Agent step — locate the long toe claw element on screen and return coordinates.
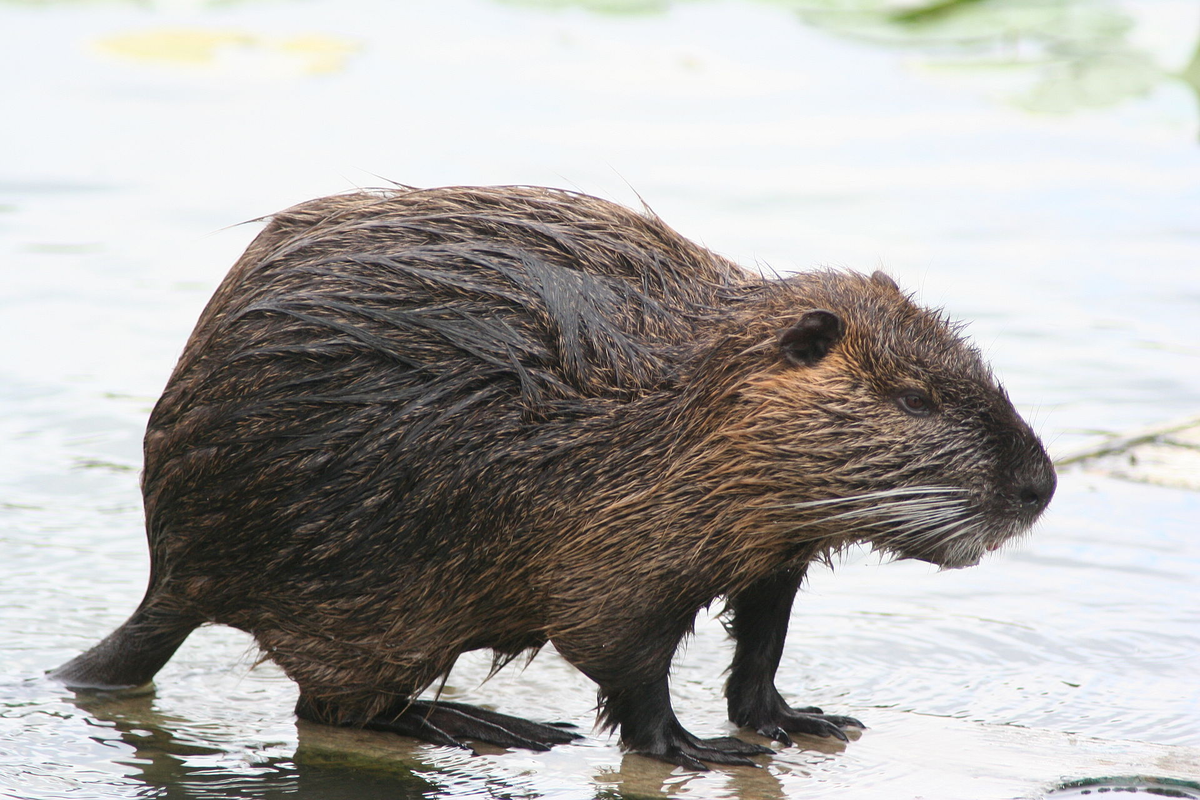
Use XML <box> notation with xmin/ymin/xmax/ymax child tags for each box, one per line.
<box><xmin>820</xmin><ymin>714</ymin><xmax>865</xmax><ymax>730</ymax></box>
<box><xmin>758</xmin><ymin>725</ymin><xmax>793</xmax><ymax>747</ymax></box>
<box><xmin>782</xmin><ymin>712</ymin><xmax>850</xmax><ymax>742</ymax></box>
<box><xmin>669</xmin><ymin>751</ymin><xmax>710</xmax><ymax>771</ymax></box>
<box><xmin>823</xmin><ymin>723</ymin><xmax>849</xmax><ymax>742</ymax></box>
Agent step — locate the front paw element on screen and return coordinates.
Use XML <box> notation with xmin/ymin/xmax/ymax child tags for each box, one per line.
<box><xmin>730</xmin><ymin>690</ymin><xmax>866</xmax><ymax>747</ymax></box>
<box><xmin>755</xmin><ymin>708</ymin><xmax>865</xmax><ymax>745</ymax></box>
<box><xmin>633</xmin><ymin>731</ymin><xmax>774</xmax><ymax>771</ymax></box>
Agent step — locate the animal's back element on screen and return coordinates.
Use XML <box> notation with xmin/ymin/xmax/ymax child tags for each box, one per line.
<box><xmin>106</xmin><ymin>186</ymin><xmax>747</xmax><ymax>707</ymax></box>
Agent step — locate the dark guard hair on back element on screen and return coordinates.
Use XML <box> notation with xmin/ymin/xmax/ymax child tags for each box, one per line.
<box><xmin>53</xmin><ymin>185</ymin><xmax>1055</xmax><ymax>769</ymax></box>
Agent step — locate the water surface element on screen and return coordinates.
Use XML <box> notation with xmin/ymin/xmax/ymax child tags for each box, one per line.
<box><xmin>2</xmin><ymin>0</ymin><xmax>1198</xmax><ymax>798</ymax></box>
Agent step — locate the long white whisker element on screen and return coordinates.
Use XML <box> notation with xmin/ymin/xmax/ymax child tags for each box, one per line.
<box><xmin>883</xmin><ymin>508</ymin><xmax>963</xmax><ymax>534</ymax></box>
<box><xmin>910</xmin><ymin>516</ymin><xmax>972</xmax><ymax>543</ymax></box>
<box><xmin>767</xmin><ymin>486</ymin><xmax>995</xmax><ymax>571</ymax></box>
<box><xmin>762</xmin><ymin>486</ymin><xmax>968</xmax><ymax>512</ymax></box>
<box><xmin>824</xmin><ymin>499</ymin><xmax>967</xmax><ymax>523</ymax></box>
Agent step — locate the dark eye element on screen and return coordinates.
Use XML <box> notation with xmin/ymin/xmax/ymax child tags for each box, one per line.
<box><xmin>896</xmin><ymin>389</ymin><xmax>934</xmax><ymax>417</ymax></box>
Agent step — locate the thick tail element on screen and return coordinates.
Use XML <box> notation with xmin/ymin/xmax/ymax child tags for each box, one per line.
<box><xmin>50</xmin><ymin>600</ymin><xmax>198</xmax><ymax>691</ymax></box>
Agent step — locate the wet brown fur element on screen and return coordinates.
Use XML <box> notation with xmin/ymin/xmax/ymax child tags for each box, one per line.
<box><xmin>54</xmin><ymin>185</ymin><xmax>1054</xmax><ymax>760</ymax></box>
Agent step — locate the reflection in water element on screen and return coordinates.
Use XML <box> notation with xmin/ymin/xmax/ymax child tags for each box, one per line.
<box><xmin>595</xmin><ymin>750</ymin><xmax>794</xmax><ymax>799</ymax></box>
<box><xmin>65</xmin><ymin>691</ymin><xmax>438</xmax><ymax>799</ymax></box>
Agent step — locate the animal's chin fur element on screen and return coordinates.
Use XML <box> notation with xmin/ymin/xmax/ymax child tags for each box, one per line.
<box><xmin>874</xmin><ymin>546</ymin><xmax>981</xmax><ymax>571</ymax></box>
<box><xmin>933</xmin><ymin>549</ymin><xmax>985</xmax><ymax>571</ymax></box>
<box><xmin>887</xmin><ymin>523</ymin><xmax>1037</xmax><ymax>571</ymax></box>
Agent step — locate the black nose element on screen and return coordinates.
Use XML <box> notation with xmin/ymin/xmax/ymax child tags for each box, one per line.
<box><xmin>1018</xmin><ymin>469</ymin><xmax>1056</xmax><ymax>513</ymax></box>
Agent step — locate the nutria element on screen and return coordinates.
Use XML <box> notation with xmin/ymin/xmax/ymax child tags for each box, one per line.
<box><xmin>53</xmin><ymin>185</ymin><xmax>1055</xmax><ymax>769</ymax></box>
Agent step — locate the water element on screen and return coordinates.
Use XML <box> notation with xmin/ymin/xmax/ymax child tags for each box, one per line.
<box><xmin>2</xmin><ymin>0</ymin><xmax>1198</xmax><ymax>798</ymax></box>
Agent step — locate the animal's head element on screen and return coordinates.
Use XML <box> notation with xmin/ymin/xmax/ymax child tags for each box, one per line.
<box><xmin>723</xmin><ymin>270</ymin><xmax>1054</xmax><ymax>569</ymax></box>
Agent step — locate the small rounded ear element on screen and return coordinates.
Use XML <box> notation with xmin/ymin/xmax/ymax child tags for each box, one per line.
<box><xmin>778</xmin><ymin>309</ymin><xmax>845</xmax><ymax>367</ymax></box>
<box><xmin>871</xmin><ymin>270</ymin><xmax>900</xmax><ymax>292</ymax></box>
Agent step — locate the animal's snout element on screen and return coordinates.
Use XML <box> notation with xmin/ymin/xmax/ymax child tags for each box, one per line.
<box><xmin>1017</xmin><ymin>466</ymin><xmax>1056</xmax><ymax>515</ymax></box>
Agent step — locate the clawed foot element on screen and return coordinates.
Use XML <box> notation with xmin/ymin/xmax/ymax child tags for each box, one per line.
<box><xmin>299</xmin><ymin>696</ymin><xmax>581</xmax><ymax>753</ymax></box>
<box><xmin>750</xmin><ymin>704</ymin><xmax>865</xmax><ymax>746</ymax></box>
<box><xmin>632</xmin><ymin>727</ymin><xmax>774</xmax><ymax>771</ymax></box>
<box><xmin>367</xmin><ymin>699</ymin><xmax>583</xmax><ymax>752</ymax></box>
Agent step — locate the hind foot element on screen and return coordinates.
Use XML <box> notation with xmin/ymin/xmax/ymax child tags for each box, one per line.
<box><xmin>297</xmin><ymin>695</ymin><xmax>581</xmax><ymax>753</ymax></box>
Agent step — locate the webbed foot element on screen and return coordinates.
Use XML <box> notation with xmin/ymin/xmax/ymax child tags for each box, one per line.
<box><xmin>298</xmin><ymin>695</ymin><xmax>581</xmax><ymax>753</ymax></box>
